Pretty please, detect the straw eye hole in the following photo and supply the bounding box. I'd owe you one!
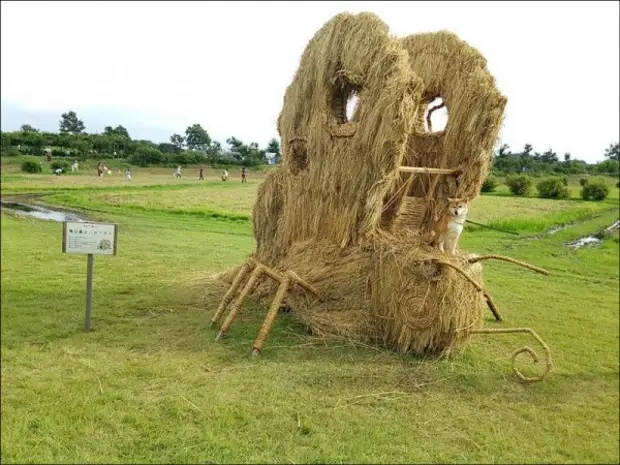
[331,77,362,124]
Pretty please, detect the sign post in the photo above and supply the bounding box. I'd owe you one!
[62,221,118,332]
[84,253,94,332]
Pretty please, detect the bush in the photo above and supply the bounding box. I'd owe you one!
[252,164,271,172]
[581,182,609,201]
[52,149,71,158]
[536,177,569,199]
[50,161,71,172]
[21,146,44,156]
[616,180,619,188]
[561,175,569,186]
[129,146,164,167]
[21,161,43,173]
[506,174,533,196]
[481,175,499,193]
[579,177,589,186]
[1,147,21,157]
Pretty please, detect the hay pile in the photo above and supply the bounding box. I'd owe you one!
[275,236,485,355]
[214,12,507,356]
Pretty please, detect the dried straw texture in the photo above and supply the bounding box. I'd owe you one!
[215,12,507,355]
[384,32,507,236]
[273,236,484,355]
[271,12,423,256]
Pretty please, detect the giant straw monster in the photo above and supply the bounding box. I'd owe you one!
[209,12,552,383]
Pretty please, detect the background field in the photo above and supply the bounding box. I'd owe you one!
[1,165,619,464]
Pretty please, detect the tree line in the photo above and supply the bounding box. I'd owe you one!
[2,110,618,176]
[491,142,619,177]
[0,110,282,168]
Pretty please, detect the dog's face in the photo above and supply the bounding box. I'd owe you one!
[447,199,468,217]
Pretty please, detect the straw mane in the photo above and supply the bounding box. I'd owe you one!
[385,32,507,236]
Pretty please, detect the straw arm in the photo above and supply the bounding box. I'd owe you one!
[467,254,549,276]
[465,219,519,236]
[470,327,553,383]
[434,259,503,322]
[287,270,321,298]
[399,166,460,175]
[434,259,483,291]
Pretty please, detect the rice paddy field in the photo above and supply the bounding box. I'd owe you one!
[1,159,619,464]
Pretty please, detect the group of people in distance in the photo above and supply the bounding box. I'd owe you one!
[96,162,132,180]
[196,166,247,183]
[48,158,246,184]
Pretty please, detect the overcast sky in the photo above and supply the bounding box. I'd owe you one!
[1,1,618,162]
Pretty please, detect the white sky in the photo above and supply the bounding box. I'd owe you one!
[1,1,618,162]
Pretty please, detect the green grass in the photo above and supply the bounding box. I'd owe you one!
[1,171,619,463]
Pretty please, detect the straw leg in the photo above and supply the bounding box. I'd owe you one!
[484,292,503,322]
[210,261,253,328]
[216,265,263,341]
[251,277,291,356]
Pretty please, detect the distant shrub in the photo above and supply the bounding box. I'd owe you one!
[21,146,44,156]
[251,164,271,173]
[129,146,164,167]
[481,175,499,193]
[536,177,569,199]
[1,147,21,157]
[616,180,619,188]
[50,161,71,172]
[561,175,569,186]
[581,182,609,201]
[21,161,42,173]
[579,177,589,187]
[506,174,533,196]
[52,149,70,158]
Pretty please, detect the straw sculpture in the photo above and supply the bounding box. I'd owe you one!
[209,12,553,383]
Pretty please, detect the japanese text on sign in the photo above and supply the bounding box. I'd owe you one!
[63,221,118,255]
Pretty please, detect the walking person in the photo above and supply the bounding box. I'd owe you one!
[241,166,247,183]
[199,167,204,180]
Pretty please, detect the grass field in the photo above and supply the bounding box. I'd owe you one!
[1,165,619,464]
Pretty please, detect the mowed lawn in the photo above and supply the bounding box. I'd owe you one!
[1,169,619,464]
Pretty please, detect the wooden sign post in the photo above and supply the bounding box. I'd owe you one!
[62,221,118,332]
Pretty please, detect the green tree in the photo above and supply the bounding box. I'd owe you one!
[128,145,164,166]
[226,137,244,161]
[92,134,112,154]
[20,130,45,155]
[0,132,10,150]
[523,143,533,156]
[104,125,130,138]
[158,142,180,154]
[540,148,559,164]
[267,138,281,163]
[185,124,211,152]
[603,142,619,161]
[20,124,39,133]
[170,133,185,150]
[563,152,571,163]
[59,111,85,134]
[497,143,511,157]
[206,141,222,167]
